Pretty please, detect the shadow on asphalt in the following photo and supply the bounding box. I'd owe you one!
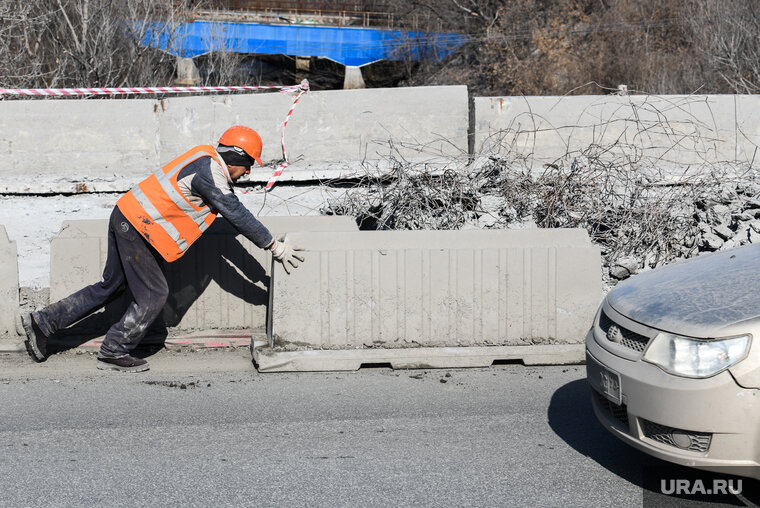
[548,378,652,486]
[549,379,760,507]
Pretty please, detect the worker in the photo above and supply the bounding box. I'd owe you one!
[20,125,303,373]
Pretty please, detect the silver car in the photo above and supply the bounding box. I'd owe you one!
[586,244,760,479]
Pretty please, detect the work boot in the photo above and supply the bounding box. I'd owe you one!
[96,355,149,373]
[21,313,47,362]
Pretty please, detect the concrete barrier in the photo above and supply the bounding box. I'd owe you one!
[0,99,160,194]
[258,229,601,371]
[5,89,758,195]
[1,86,469,193]
[159,85,469,181]
[0,225,21,347]
[49,215,357,338]
[474,95,746,170]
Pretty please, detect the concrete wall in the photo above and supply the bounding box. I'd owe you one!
[269,229,602,348]
[0,100,159,194]
[5,88,758,195]
[0,225,19,341]
[474,95,755,169]
[49,216,358,336]
[0,86,468,194]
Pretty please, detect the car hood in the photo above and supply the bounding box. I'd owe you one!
[607,244,760,338]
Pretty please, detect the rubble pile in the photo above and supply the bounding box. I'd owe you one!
[323,150,760,290]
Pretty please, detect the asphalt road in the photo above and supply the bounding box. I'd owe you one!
[0,348,750,507]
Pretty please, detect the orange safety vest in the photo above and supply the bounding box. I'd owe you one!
[117,145,230,262]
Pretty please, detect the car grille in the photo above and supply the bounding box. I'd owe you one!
[592,388,629,429]
[599,311,650,352]
[641,419,712,453]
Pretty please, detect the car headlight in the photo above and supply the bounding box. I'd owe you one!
[642,333,751,378]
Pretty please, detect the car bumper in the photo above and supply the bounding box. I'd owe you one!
[586,325,760,479]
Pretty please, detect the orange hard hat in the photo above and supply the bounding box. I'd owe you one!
[218,125,263,167]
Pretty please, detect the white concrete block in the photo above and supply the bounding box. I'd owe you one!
[50,220,108,302]
[270,229,603,349]
[0,86,469,193]
[0,99,159,193]
[159,86,469,181]
[0,225,19,341]
[475,95,737,169]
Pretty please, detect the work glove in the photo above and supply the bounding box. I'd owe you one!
[270,237,305,274]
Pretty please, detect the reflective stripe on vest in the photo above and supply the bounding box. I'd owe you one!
[116,145,228,262]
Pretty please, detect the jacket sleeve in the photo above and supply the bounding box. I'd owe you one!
[190,164,274,250]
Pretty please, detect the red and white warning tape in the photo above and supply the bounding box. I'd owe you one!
[0,79,310,191]
[0,83,305,97]
[265,80,309,192]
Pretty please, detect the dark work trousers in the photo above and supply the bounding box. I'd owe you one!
[33,206,169,358]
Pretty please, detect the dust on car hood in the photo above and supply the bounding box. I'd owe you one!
[607,244,760,338]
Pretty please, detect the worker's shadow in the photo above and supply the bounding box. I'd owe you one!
[48,219,267,355]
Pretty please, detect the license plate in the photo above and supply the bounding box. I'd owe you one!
[587,354,622,406]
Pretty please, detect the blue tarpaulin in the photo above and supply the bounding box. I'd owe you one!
[140,21,465,66]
